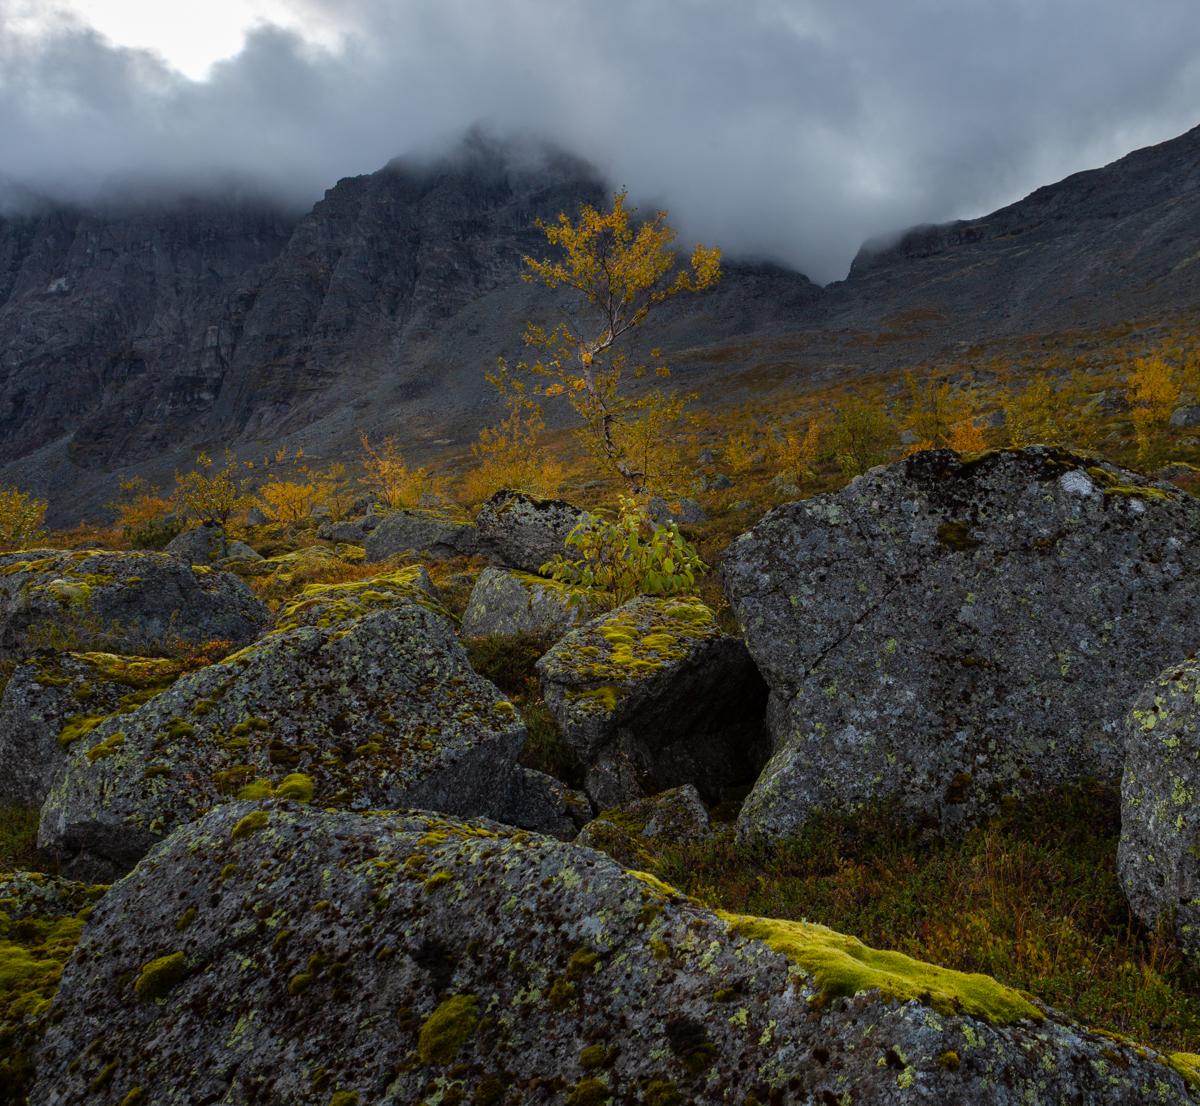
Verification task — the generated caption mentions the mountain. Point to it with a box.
[0,133,819,521]
[3,123,1200,522]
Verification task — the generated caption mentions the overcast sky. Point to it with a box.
[3,0,1200,283]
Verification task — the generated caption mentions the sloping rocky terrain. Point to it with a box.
[4,459,1200,1103]
[6,121,1200,522]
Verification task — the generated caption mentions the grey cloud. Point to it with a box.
[2,0,1199,281]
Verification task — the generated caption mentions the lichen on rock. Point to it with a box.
[27,804,1200,1105]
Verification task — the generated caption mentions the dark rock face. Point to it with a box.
[30,803,1200,1105]
[723,448,1200,842]
[364,510,478,562]
[37,595,538,879]
[537,596,769,809]
[0,549,269,658]
[0,651,183,805]
[474,490,589,573]
[1119,658,1200,956]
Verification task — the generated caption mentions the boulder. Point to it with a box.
[0,549,269,658]
[38,581,572,879]
[244,506,269,527]
[31,803,1200,1105]
[537,596,769,809]
[364,510,478,562]
[1119,657,1200,955]
[0,651,184,805]
[0,872,106,1104]
[645,496,706,527]
[317,515,380,543]
[273,565,442,631]
[220,540,262,564]
[1170,405,1200,428]
[576,783,711,870]
[474,490,588,573]
[723,447,1200,842]
[460,567,600,640]
[163,522,228,564]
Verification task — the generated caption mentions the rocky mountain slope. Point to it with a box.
[3,122,1200,521]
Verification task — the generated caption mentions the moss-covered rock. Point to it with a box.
[474,490,590,573]
[38,597,573,879]
[460,566,600,641]
[723,447,1200,842]
[0,872,106,1106]
[274,565,443,631]
[364,510,477,563]
[28,803,1200,1105]
[0,650,186,805]
[575,784,710,871]
[1119,657,1200,958]
[538,597,769,809]
[0,549,268,658]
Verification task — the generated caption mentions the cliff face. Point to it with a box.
[4,123,1200,521]
[834,123,1200,332]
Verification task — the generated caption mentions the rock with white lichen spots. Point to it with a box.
[163,522,230,565]
[575,783,711,870]
[1119,657,1200,958]
[27,802,1200,1105]
[0,549,269,659]
[474,489,590,573]
[37,580,576,879]
[722,447,1200,842]
[537,596,769,810]
[364,509,478,562]
[460,566,601,640]
[0,651,187,805]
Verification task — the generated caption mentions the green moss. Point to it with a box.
[133,951,188,1002]
[936,520,980,551]
[230,810,270,840]
[275,773,315,802]
[417,993,479,1064]
[1103,485,1176,502]
[85,730,126,763]
[565,1077,610,1106]
[1169,1053,1200,1088]
[579,1043,610,1070]
[175,906,197,931]
[936,1050,960,1071]
[120,1089,146,1106]
[720,912,1041,1024]
[57,713,107,748]
[640,1078,682,1106]
[275,566,445,633]
[328,1092,360,1106]
[236,780,274,800]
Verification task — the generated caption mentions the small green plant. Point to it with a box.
[542,497,706,608]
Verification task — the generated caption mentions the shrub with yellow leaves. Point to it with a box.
[173,451,249,527]
[0,484,47,551]
[359,432,433,510]
[1127,349,1182,459]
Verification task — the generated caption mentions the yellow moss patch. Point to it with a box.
[230,810,270,840]
[720,911,1042,1024]
[133,951,188,1002]
[417,993,479,1064]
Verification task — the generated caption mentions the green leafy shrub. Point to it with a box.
[542,497,706,608]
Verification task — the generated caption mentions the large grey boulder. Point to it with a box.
[0,651,184,805]
[576,783,711,870]
[474,489,589,572]
[460,566,599,640]
[538,596,768,809]
[723,447,1200,842]
[1119,657,1200,956]
[31,802,1200,1105]
[38,581,571,879]
[0,549,269,658]
[364,510,478,562]
[317,515,380,543]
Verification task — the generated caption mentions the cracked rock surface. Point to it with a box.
[722,447,1200,840]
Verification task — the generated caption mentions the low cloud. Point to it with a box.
[2,0,1199,282]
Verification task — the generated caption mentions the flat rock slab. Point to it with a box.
[538,596,768,809]
[1119,657,1200,956]
[0,549,269,658]
[723,447,1200,841]
[0,651,185,805]
[38,596,537,879]
[460,566,599,640]
[474,489,589,573]
[365,510,478,562]
[30,803,1200,1105]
